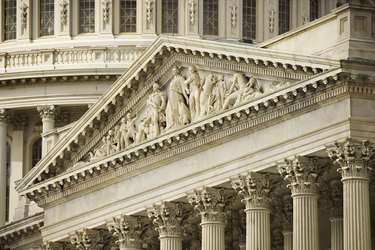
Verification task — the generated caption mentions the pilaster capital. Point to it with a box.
[69,228,105,250]
[326,139,374,180]
[231,172,275,209]
[147,202,185,238]
[187,187,227,224]
[106,215,147,249]
[277,156,329,195]
[37,105,57,120]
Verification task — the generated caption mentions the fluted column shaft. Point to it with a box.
[330,216,343,250]
[201,222,225,250]
[292,193,319,250]
[246,208,271,250]
[159,236,183,250]
[282,230,292,250]
[343,179,370,250]
[0,115,7,226]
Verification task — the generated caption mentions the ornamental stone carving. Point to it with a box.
[60,0,69,26]
[326,139,375,180]
[0,109,9,123]
[107,215,147,249]
[277,156,329,194]
[187,187,227,223]
[40,241,66,250]
[145,0,154,23]
[102,0,111,24]
[268,7,275,32]
[37,105,57,120]
[231,172,274,209]
[147,202,185,237]
[10,114,27,130]
[20,2,28,33]
[69,229,105,250]
[188,0,197,24]
[231,2,238,28]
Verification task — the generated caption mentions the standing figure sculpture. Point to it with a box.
[222,73,261,110]
[136,117,150,143]
[212,74,227,113]
[166,66,191,130]
[124,113,138,147]
[119,117,128,150]
[145,83,166,138]
[114,125,121,151]
[185,65,201,121]
[200,74,217,117]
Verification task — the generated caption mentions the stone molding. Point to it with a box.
[231,172,275,209]
[147,202,185,238]
[277,156,330,195]
[187,187,227,224]
[17,36,339,195]
[107,215,148,249]
[326,139,374,180]
[22,77,375,207]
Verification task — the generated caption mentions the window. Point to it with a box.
[310,0,319,21]
[243,0,256,40]
[161,0,178,34]
[40,0,55,36]
[120,0,137,33]
[32,138,42,168]
[79,0,95,33]
[278,0,290,35]
[203,0,219,36]
[5,143,10,222]
[4,0,17,40]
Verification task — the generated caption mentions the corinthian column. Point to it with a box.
[37,105,57,157]
[327,139,373,250]
[232,172,274,250]
[279,195,293,250]
[0,109,8,226]
[107,215,147,250]
[328,180,343,250]
[69,228,105,250]
[147,202,184,250]
[277,156,328,250]
[187,187,226,250]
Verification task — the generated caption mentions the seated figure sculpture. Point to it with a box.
[222,73,261,110]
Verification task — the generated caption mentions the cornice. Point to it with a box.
[17,36,340,194]
[0,213,44,241]
[24,70,374,207]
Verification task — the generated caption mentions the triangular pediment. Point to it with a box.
[17,36,341,198]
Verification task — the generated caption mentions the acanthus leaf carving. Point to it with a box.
[231,1,238,28]
[269,7,275,33]
[187,187,227,223]
[20,1,28,34]
[188,0,197,25]
[107,215,148,249]
[145,0,154,23]
[60,0,69,27]
[277,156,330,195]
[326,139,375,180]
[147,202,186,237]
[102,0,111,24]
[232,172,279,209]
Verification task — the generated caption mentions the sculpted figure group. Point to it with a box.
[90,66,262,161]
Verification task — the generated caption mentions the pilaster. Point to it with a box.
[98,0,113,36]
[232,172,273,250]
[185,0,199,37]
[187,187,226,250]
[142,0,157,38]
[107,215,147,250]
[0,109,8,226]
[277,156,328,250]
[17,0,32,41]
[327,139,373,250]
[226,0,241,40]
[147,202,184,250]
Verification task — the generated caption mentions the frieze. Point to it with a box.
[21,37,338,190]
[25,73,373,205]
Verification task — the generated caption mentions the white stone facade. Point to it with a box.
[0,1,375,250]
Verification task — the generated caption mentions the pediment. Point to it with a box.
[17,36,341,199]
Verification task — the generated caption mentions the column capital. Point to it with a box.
[69,228,105,250]
[187,187,227,224]
[147,202,185,238]
[326,139,374,180]
[37,105,57,120]
[40,241,67,250]
[231,172,275,209]
[277,156,329,195]
[10,113,27,130]
[106,215,147,249]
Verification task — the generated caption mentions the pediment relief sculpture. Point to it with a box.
[83,65,288,165]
